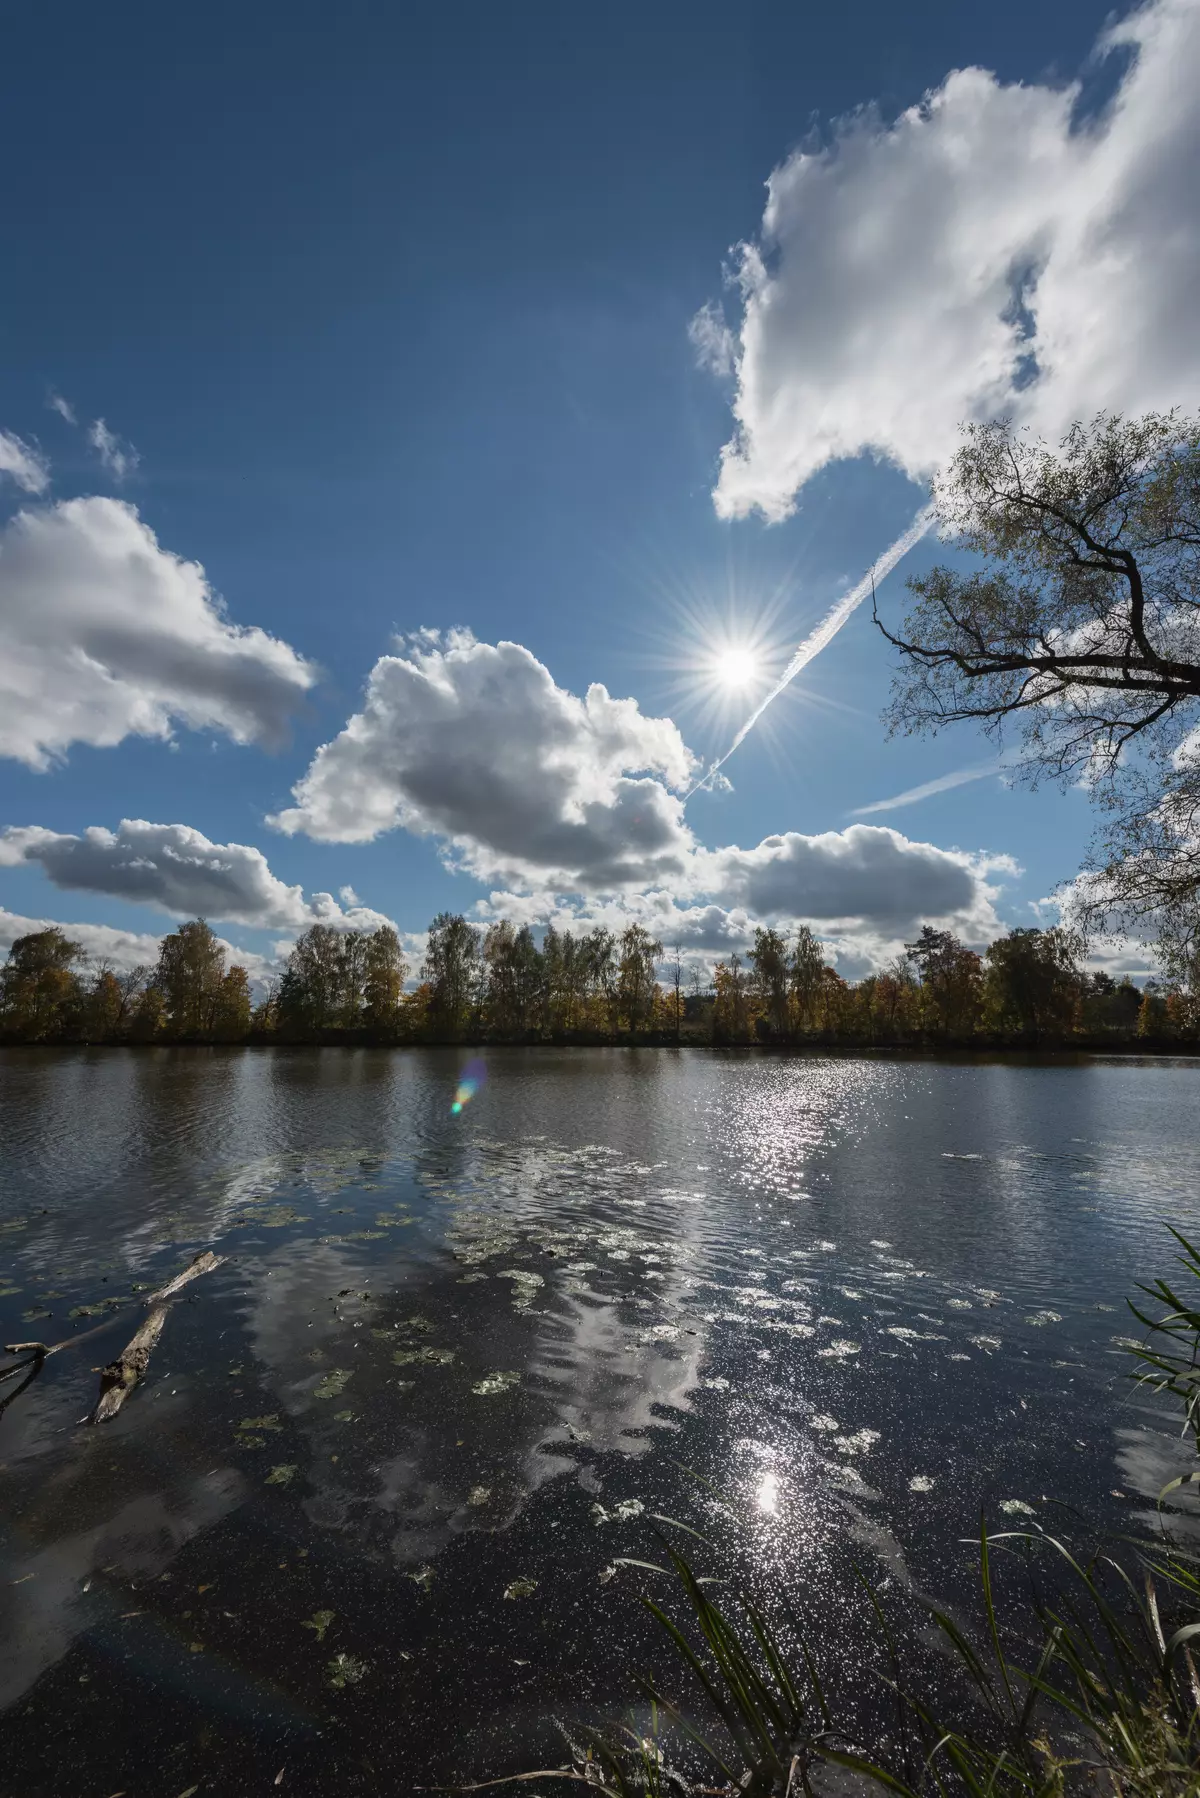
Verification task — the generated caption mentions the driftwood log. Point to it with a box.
[85,1251,225,1424]
[1,1249,225,1424]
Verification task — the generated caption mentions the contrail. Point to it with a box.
[685,502,936,800]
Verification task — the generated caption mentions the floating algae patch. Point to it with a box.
[833,1428,881,1456]
[817,1339,861,1360]
[472,1370,520,1395]
[909,1474,935,1492]
[999,1498,1037,1516]
[1025,1309,1064,1326]
[407,1565,435,1592]
[503,1578,537,1600]
[313,1369,353,1400]
[240,1415,283,1432]
[468,1485,491,1506]
[327,1653,369,1689]
[266,1464,299,1486]
[591,1499,644,1526]
[392,1347,456,1367]
[497,1269,544,1311]
[255,1206,309,1228]
[235,1434,266,1450]
[302,1610,336,1642]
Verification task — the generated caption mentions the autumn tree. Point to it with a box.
[482,921,543,1037]
[156,920,227,1037]
[209,966,252,1040]
[423,913,481,1039]
[789,926,826,1034]
[363,927,408,1035]
[879,412,1200,960]
[983,927,1083,1041]
[0,929,84,1041]
[617,924,663,1039]
[750,927,791,1039]
[84,966,126,1041]
[904,926,983,1038]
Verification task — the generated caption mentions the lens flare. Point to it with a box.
[451,1058,486,1116]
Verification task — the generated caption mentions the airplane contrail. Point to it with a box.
[685,502,937,800]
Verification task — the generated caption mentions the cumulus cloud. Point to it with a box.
[703,0,1200,520]
[0,906,276,985]
[271,628,1013,950]
[696,825,1012,935]
[270,629,699,889]
[0,496,316,769]
[88,417,139,481]
[0,819,391,933]
[0,428,49,494]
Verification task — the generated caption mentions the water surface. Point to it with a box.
[1,1047,1197,1793]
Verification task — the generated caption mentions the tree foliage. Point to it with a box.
[1,911,1193,1048]
[878,410,1200,958]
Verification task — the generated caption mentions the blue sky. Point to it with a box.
[1,0,1195,981]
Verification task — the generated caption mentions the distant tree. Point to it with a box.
[983,927,1083,1040]
[750,927,791,1039]
[815,965,851,1035]
[617,924,663,1039]
[712,952,751,1042]
[1137,982,1172,1039]
[84,966,126,1041]
[212,966,252,1040]
[1079,971,1143,1037]
[663,943,685,1044]
[878,411,1200,961]
[129,981,167,1041]
[904,926,984,1038]
[482,921,543,1037]
[789,926,825,1034]
[363,927,408,1036]
[278,924,347,1036]
[422,913,481,1039]
[1,929,84,1041]
[156,920,227,1037]
[587,928,619,1034]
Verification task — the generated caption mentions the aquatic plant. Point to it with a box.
[507,1232,1200,1796]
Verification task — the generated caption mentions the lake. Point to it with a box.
[1,1046,1198,1794]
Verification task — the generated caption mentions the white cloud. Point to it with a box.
[696,826,1012,937]
[703,0,1200,520]
[88,417,139,481]
[47,392,76,425]
[477,845,1009,975]
[0,496,316,769]
[0,819,391,933]
[270,629,699,889]
[0,906,276,985]
[272,629,1014,948]
[0,428,49,495]
[688,300,736,379]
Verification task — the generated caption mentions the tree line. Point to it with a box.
[0,914,1191,1048]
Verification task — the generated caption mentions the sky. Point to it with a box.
[1,0,1198,986]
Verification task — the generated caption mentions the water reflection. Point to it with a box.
[2,1047,1200,1788]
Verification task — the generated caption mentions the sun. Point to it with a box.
[716,643,760,688]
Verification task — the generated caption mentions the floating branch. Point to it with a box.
[86,1250,225,1425]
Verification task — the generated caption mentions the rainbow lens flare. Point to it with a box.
[451,1058,486,1115]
